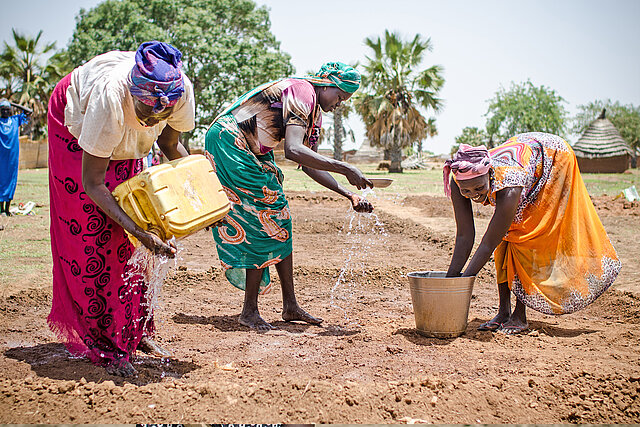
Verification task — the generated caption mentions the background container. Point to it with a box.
[113,154,230,241]
[407,271,476,338]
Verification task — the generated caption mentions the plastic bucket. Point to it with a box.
[407,271,476,338]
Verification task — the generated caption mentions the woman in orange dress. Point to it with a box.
[444,132,621,334]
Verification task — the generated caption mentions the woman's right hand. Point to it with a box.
[349,193,374,213]
[343,164,373,190]
[136,230,177,258]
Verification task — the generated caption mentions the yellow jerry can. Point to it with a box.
[112,154,230,241]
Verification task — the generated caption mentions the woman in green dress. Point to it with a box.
[205,62,372,331]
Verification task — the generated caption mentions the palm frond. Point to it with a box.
[356,30,445,154]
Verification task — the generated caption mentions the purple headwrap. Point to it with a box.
[129,41,185,114]
[443,144,492,197]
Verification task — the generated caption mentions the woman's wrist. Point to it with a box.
[129,225,148,241]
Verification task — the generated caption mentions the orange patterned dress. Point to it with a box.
[485,133,621,314]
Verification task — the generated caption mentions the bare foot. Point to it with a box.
[282,306,323,325]
[105,359,137,377]
[137,337,171,357]
[239,312,274,331]
[499,317,529,335]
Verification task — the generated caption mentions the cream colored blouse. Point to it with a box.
[64,51,195,160]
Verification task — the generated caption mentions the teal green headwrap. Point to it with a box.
[306,62,361,94]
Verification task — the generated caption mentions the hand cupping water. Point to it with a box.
[350,193,374,213]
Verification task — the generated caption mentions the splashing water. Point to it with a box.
[330,188,388,326]
[122,238,181,334]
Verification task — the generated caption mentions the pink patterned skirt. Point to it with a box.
[47,73,153,366]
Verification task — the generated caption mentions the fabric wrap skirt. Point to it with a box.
[494,137,620,315]
[47,73,153,365]
[205,114,292,294]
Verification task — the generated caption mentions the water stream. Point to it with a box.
[329,188,389,326]
[122,238,182,336]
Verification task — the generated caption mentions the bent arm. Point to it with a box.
[156,125,188,160]
[284,125,371,190]
[10,102,32,115]
[82,152,176,255]
[300,141,354,198]
[82,153,150,237]
[462,186,522,277]
[302,166,355,196]
[284,125,347,173]
[301,146,373,212]
[446,179,476,277]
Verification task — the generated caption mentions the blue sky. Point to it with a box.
[2,0,639,154]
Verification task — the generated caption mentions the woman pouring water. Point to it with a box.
[47,41,195,376]
[205,62,373,331]
[444,133,620,334]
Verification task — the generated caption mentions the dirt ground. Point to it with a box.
[0,190,639,423]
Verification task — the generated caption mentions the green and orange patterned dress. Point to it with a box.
[205,78,322,293]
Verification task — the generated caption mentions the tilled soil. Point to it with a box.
[0,192,639,423]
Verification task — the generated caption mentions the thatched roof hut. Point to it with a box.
[572,109,632,173]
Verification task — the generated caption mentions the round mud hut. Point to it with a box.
[572,109,632,173]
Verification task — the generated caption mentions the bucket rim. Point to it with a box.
[407,270,447,278]
[407,271,476,279]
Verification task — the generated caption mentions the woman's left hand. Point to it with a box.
[349,193,373,213]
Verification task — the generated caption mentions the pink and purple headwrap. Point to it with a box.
[129,41,185,114]
[443,144,492,197]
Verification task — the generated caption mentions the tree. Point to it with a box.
[326,101,358,161]
[485,80,568,145]
[0,29,62,139]
[416,117,437,157]
[318,101,357,161]
[65,0,294,150]
[332,104,346,161]
[450,126,488,156]
[572,100,640,167]
[355,30,444,173]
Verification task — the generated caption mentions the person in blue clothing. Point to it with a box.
[0,99,32,216]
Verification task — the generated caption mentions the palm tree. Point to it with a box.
[0,29,61,138]
[417,117,438,157]
[332,104,346,160]
[328,101,357,161]
[355,30,444,172]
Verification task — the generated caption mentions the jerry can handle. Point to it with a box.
[126,191,151,225]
